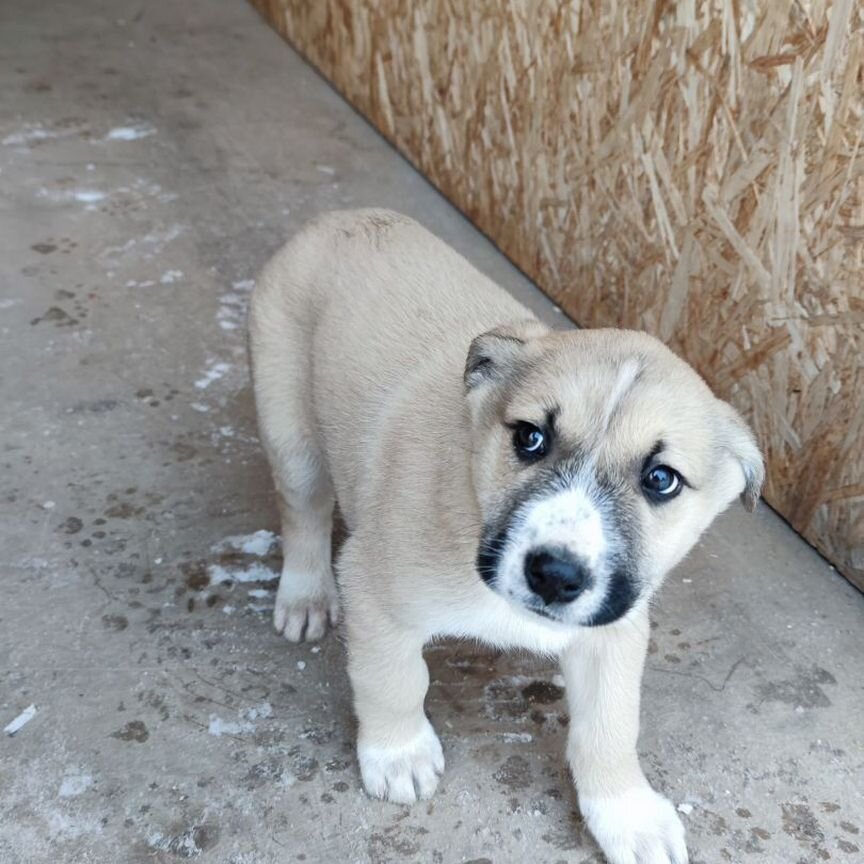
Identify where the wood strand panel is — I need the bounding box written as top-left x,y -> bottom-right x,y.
250,0 -> 864,590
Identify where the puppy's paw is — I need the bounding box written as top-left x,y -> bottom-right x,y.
273,576 -> 340,642
358,720 -> 445,805
580,786 -> 688,864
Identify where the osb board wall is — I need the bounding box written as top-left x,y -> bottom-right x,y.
251,0 -> 864,590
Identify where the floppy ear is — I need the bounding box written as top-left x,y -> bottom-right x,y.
716,401 -> 764,512
464,319 -> 549,390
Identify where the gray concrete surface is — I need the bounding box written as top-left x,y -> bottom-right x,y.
1,1 -> 862,862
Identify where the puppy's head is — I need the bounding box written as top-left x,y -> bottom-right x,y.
465,321 -> 763,627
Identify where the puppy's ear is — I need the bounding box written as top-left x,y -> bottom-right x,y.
716,401 -> 764,512
465,319 -> 549,390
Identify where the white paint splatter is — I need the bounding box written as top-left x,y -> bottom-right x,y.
4,128 -> 53,146
245,702 -> 272,721
207,561 -> 277,585
494,732 -> 534,743
296,661 -> 306,671
37,187 -> 105,207
213,529 -> 278,558
247,588 -> 271,599
1,123 -> 80,146
190,402 -> 209,413
73,190 -> 105,203
4,704 -> 37,736
216,309 -> 241,330
160,269 -> 183,284
677,803 -> 694,815
221,605 -> 235,615
101,224 -> 184,263
105,124 -> 156,141
486,674 -> 542,688
143,225 -> 185,247
207,715 -> 255,737
217,289 -> 249,332
247,603 -> 271,614
194,361 -> 231,390
59,774 -> 93,798
315,164 -> 336,175
148,828 -> 204,856
47,810 -> 103,840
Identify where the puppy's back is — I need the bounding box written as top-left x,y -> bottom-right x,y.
250,209 -> 530,521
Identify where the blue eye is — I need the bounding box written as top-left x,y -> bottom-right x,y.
642,465 -> 683,500
513,422 -> 547,461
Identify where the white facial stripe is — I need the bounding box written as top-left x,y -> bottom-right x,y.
600,358 -> 642,432
521,487 -> 606,567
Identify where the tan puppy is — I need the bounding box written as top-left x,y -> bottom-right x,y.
248,209 -> 763,864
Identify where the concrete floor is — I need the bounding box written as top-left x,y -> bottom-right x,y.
1,1 -> 862,862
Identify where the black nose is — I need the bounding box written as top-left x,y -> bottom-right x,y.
525,548 -> 590,605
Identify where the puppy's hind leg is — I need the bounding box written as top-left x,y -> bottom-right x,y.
271,478 -> 338,642
250,293 -> 339,643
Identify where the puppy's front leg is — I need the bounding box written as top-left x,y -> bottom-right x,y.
562,609 -> 688,864
346,608 -> 444,805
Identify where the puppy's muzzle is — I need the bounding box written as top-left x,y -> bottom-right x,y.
525,547 -> 591,605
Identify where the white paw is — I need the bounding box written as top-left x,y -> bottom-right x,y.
273,573 -> 340,642
580,786 -> 688,864
358,719 -> 445,805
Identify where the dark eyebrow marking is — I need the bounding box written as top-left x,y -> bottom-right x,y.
640,440 -> 694,489
503,402 -> 559,433
642,439 -> 664,469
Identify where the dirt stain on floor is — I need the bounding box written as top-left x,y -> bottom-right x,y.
111,720 -> 150,743
757,666 -> 837,709
493,755 -> 533,791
